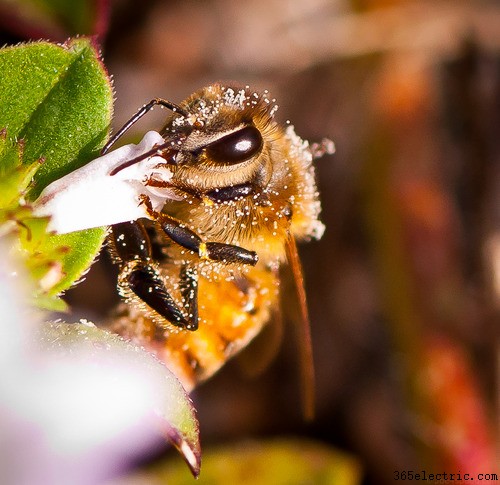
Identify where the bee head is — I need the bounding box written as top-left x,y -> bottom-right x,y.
162,84 -> 280,190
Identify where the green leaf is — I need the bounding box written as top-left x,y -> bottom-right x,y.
0,38 -> 112,299
121,438 -> 362,484
37,321 -> 201,477
0,132 -> 39,208
0,37 -> 112,196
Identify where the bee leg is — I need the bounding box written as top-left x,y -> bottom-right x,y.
179,263 -> 199,328
204,183 -> 255,203
162,218 -> 258,265
111,221 -> 197,330
145,180 -> 270,209
144,179 -> 255,205
140,195 -> 259,266
126,265 -> 197,330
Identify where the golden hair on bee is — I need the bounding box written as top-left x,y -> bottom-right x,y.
106,83 -> 333,419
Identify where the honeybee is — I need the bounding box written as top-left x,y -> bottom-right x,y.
106,84 -> 331,417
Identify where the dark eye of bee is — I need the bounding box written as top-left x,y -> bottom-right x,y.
205,125 -> 263,164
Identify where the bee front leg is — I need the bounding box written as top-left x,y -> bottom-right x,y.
139,195 -> 259,266
204,183 -> 255,203
111,221 -> 198,330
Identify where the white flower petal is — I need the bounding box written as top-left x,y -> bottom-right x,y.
33,131 -> 180,234
0,251 -> 200,483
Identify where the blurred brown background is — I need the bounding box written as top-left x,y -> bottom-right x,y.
1,1 -> 498,483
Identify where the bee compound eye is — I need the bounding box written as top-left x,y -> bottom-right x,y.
205,125 -> 263,164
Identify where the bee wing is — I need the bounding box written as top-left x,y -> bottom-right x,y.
286,235 -> 315,421
235,301 -> 284,379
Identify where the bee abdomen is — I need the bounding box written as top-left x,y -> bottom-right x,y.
158,266 -> 280,389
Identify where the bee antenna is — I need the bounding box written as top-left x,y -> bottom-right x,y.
102,98 -> 189,155
157,100 -> 189,118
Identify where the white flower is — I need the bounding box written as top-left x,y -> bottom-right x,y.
0,254 -> 200,484
33,131 -> 181,234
